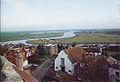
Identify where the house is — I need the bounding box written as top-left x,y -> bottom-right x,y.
24,47 -> 31,57
4,48 -> 28,70
54,46 -> 86,76
106,56 -> 120,82
15,48 -> 27,70
83,47 -> 101,56
74,54 -> 97,81
45,44 -> 58,56
102,46 -> 120,58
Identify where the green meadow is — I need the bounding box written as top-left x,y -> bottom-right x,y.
28,33 -> 120,44
1,30 -> 120,44
57,34 -> 120,44
0,31 -> 63,42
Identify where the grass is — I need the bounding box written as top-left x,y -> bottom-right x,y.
1,31 -> 120,44
0,32 -> 63,42
27,39 -> 52,44
58,33 -> 120,44
28,33 -> 120,44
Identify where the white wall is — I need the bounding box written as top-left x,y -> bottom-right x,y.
23,60 -> 28,67
54,50 -> 74,75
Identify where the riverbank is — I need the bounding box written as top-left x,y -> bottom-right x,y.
1,29 -> 120,45
0,31 -> 64,42
0,31 -> 75,45
28,33 -> 120,44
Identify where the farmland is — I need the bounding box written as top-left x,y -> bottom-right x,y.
28,33 -> 120,44
1,29 -> 120,44
0,31 -> 64,42
57,33 -> 120,44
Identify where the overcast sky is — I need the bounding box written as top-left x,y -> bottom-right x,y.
1,0 -> 120,31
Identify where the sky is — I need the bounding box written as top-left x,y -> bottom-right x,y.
1,0 -> 120,31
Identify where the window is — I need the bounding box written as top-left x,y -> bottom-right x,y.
61,58 -> 65,66
69,70 -> 71,72
80,63 -> 85,67
116,72 -> 119,76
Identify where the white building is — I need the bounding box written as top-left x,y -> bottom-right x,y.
54,46 -> 85,76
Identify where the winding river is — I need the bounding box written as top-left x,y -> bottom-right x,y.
0,31 -> 75,45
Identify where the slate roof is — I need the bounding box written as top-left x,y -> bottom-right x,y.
106,56 -> 120,69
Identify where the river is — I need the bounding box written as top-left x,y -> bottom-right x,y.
0,31 -> 75,45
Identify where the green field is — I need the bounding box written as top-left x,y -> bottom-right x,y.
0,31 -> 64,42
1,30 -> 120,44
58,34 -> 120,44
28,33 -> 120,44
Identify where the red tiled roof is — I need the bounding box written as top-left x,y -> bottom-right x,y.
12,65 -> 38,82
65,46 -> 85,63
